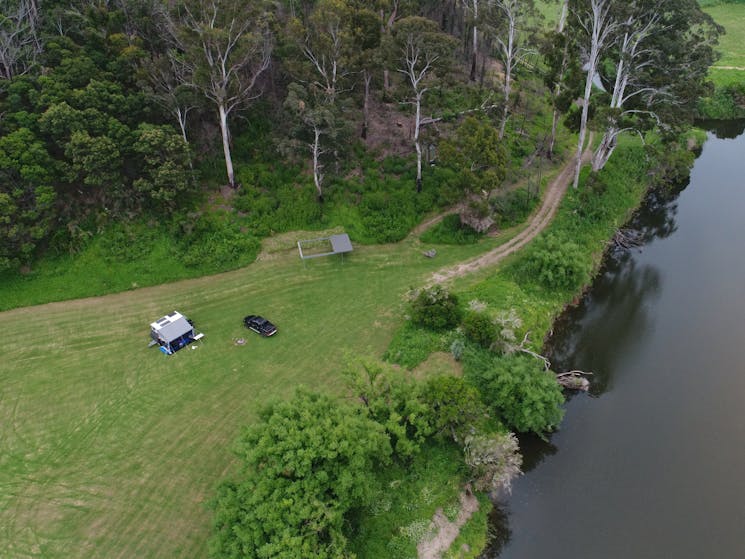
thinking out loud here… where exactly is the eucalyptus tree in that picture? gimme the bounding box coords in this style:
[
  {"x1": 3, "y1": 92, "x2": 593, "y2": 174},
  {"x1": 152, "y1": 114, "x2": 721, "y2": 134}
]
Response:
[
  {"x1": 391, "y1": 16, "x2": 457, "y2": 192},
  {"x1": 171, "y1": 0, "x2": 273, "y2": 188},
  {"x1": 141, "y1": 52, "x2": 198, "y2": 145},
  {"x1": 462, "y1": 0, "x2": 491, "y2": 82},
  {"x1": 348, "y1": 6, "x2": 382, "y2": 139},
  {"x1": 569, "y1": 0, "x2": 619, "y2": 188},
  {"x1": 283, "y1": 83, "x2": 345, "y2": 202},
  {"x1": 486, "y1": 0, "x2": 539, "y2": 139},
  {"x1": 374, "y1": 0, "x2": 418, "y2": 91},
  {"x1": 590, "y1": 0, "x2": 720, "y2": 172},
  {"x1": 0, "y1": 0, "x2": 41, "y2": 81},
  {"x1": 544, "y1": 0, "x2": 571, "y2": 158},
  {"x1": 285, "y1": 0, "x2": 357, "y2": 200}
]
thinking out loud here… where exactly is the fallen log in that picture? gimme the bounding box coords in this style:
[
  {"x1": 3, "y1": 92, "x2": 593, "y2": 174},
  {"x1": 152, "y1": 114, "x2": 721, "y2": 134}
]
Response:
[{"x1": 556, "y1": 370, "x2": 592, "y2": 391}]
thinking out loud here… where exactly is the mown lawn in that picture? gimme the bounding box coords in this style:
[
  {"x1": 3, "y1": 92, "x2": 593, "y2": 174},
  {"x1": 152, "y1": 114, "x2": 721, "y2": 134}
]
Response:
[
  {"x1": 705, "y1": 3, "x2": 745, "y2": 68},
  {"x1": 0, "y1": 214, "x2": 542, "y2": 558}
]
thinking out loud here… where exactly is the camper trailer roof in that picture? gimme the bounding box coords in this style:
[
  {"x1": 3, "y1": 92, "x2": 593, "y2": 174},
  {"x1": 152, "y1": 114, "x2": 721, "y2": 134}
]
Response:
[{"x1": 150, "y1": 311, "x2": 193, "y2": 343}]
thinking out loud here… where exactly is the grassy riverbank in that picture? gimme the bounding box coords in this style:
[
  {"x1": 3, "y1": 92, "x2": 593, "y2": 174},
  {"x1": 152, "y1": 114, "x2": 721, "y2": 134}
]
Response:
[{"x1": 368, "y1": 132, "x2": 696, "y2": 557}]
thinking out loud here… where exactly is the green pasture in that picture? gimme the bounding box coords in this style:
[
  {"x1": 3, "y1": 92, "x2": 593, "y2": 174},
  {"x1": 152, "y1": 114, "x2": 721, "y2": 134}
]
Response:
[
  {"x1": 0, "y1": 217, "x2": 537, "y2": 558},
  {"x1": 706, "y1": 3, "x2": 745, "y2": 68}
]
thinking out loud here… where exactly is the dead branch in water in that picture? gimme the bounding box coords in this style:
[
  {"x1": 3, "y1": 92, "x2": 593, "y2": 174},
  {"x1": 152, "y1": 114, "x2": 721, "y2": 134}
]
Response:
[
  {"x1": 556, "y1": 370, "x2": 593, "y2": 391},
  {"x1": 611, "y1": 228, "x2": 643, "y2": 250}
]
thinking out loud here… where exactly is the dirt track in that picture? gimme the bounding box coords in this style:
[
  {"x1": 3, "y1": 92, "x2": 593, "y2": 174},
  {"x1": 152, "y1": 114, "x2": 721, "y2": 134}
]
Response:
[{"x1": 429, "y1": 135, "x2": 594, "y2": 285}]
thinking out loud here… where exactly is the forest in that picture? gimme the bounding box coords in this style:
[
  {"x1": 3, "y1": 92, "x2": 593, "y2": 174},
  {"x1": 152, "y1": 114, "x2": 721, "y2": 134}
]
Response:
[{"x1": 0, "y1": 0, "x2": 719, "y2": 277}]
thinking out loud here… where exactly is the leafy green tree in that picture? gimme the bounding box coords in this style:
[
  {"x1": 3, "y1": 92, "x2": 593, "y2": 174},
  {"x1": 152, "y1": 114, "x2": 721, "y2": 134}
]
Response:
[
  {"x1": 410, "y1": 285, "x2": 463, "y2": 331},
  {"x1": 211, "y1": 389, "x2": 391, "y2": 559},
  {"x1": 0, "y1": 128, "x2": 56, "y2": 270},
  {"x1": 521, "y1": 233, "x2": 587, "y2": 291},
  {"x1": 65, "y1": 130, "x2": 124, "y2": 203},
  {"x1": 422, "y1": 375, "x2": 488, "y2": 443},
  {"x1": 132, "y1": 124, "x2": 193, "y2": 210},
  {"x1": 346, "y1": 359, "x2": 434, "y2": 459},
  {"x1": 466, "y1": 353, "x2": 564, "y2": 437},
  {"x1": 462, "y1": 310, "x2": 496, "y2": 349},
  {"x1": 439, "y1": 116, "x2": 507, "y2": 195}
]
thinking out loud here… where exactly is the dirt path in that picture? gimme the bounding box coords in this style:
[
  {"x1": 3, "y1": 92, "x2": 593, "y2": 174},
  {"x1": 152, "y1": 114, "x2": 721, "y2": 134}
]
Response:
[
  {"x1": 417, "y1": 491, "x2": 480, "y2": 559},
  {"x1": 714, "y1": 65, "x2": 745, "y2": 71},
  {"x1": 430, "y1": 134, "x2": 595, "y2": 285}
]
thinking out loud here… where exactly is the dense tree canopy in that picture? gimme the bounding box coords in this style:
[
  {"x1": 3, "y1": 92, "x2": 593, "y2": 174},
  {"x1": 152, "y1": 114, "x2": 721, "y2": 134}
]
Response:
[
  {"x1": 212, "y1": 389, "x2": 391, "y2": 559},
  {"x1": 0, "y1": 0, "x2": 720, "y2": 271}
]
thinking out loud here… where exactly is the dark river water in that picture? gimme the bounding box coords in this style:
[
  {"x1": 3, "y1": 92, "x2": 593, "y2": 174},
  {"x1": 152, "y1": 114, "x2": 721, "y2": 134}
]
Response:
[{"x1": 489, "y1": 120, "x2": 745, "y2": 559}]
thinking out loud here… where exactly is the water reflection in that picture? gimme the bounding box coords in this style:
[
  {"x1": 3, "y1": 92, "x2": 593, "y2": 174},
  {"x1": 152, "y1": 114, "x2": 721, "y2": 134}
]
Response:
[
  {"x1": 545, "y1": 182, "x2": 684, "y2": 396},
  {"x1": 548, "y1": 258, "x2": 661, "y2": 395},
  {"x1": 517, "y1": 433, "x2": 559, "y2": 473},
  {"x1": 696, "y1": 118, "x2": 745, "y2": 139},
  {"x1": 483, "y1": 504, "x2": 512, "y2": 557}
]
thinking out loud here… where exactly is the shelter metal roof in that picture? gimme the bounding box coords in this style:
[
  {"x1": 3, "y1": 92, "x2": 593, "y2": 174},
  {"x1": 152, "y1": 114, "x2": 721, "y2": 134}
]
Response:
[
  {"x1": 297, "y1": 232, "x2": 353, "y2": 260},
  {"x1": 329, "y1": 234, "x2": 353, "y2": 254}
]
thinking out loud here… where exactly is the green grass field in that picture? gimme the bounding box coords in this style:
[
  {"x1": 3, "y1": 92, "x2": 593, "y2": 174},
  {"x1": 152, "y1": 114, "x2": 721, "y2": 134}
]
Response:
[
  {"x1": 0, "y1": 216, "x2": 541, "y2": 558},
  {"x1": 705, "y1": 3, "x2": 745, "y2": 68}
]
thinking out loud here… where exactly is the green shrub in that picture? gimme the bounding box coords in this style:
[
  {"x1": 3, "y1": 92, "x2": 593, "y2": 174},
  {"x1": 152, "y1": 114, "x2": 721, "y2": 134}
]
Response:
[
  {"x1": 462, "y1": 312, "x2": 495, "y2": 349},
  {"x1": 492, "y1": 188, "x2": 539, "y2": 229},
  {"x1": 177, "y1": 212, "x2": 260, "y2": 271},
  {"x1": 420, "y1": 214, "x2": 482, "y2": 245},
  {"x1": 410, "y1": 286, "x2": 463, "y2": 331},
  {"x1": 384, "y1": 323, "x2": 445, "y2": 369},
  {"x1": 98, "y1": 222, "x2": 159, "y2": 263},
  {"x1": 520, "y1": 233, "x2": 587, "y2": 291},
  {"x1": 463, "y1": 352, "x2": 564, "y2": 437},
  {"x1": 359, "y1": 191, "x2": 417, "y2": 243}
]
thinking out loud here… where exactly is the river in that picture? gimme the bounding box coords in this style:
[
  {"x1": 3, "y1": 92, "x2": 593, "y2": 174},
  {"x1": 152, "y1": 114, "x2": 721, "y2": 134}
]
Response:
[{"x1": 489, "y1": 120, "x2": 745, "y2": 559}]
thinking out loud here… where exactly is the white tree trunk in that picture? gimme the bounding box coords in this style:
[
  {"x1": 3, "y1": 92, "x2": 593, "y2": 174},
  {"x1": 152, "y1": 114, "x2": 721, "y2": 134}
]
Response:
[
  {"x1": 312, "y1": 125, "x2": 324, "y2": 201},
  {"x1": 548, "y1": 0, "x2": 569, "y2": 157},
  {"x1": 470, "y1": 0, "x2": 479, "y2": 81},
  {"x1": 362, "y1": 70, "x2": 371, "y2": 139},
  {"x1": 218, "y1": 104, "x2": 235, "y2": 187},
  {"x1": 592, "y1": 126, "x2": 618, "y2": 171},
  {"x1": 176, "y1": 107, "x2": 189, "y2": 144},
  {"x1": 572, "y1": 0, "x2": 615, "y2": 189},
  {"x1": 415, "y1": 91, "x2": 423, "y2": 193},
  {"x1": 498, "y1": 16, "x2": 514, "y2": 139}
]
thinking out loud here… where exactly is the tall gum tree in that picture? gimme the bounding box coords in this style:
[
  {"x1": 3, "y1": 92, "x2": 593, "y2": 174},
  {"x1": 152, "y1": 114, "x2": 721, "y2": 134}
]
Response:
[
  {"x1": 569, "y1": 0, "x2": 618, "y2": 188},
  {"x1": 172, "y1": 0, "x2": 273, "y2": 188},
  {"x1": 486, "y1": 0, "x2": 538, "y2": 139},
  {"x1": 391, "y1": 16, "x2": 456, "y2": 193},
  {"x1": 0, "y1": 0, "x2": 42, "y2": 81},
  {"x1": 590, "y1": 0, "x2": 720, "y2": 172}
]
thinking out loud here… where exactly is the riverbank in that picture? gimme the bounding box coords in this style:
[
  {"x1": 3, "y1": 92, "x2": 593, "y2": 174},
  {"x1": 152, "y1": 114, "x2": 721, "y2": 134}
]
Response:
[
  {"x1": 486, "y1": 120, "x2": 745, "y2": 559},
  {"x1": 374, "y1": 131, "x2": 703, "y2": 558}
]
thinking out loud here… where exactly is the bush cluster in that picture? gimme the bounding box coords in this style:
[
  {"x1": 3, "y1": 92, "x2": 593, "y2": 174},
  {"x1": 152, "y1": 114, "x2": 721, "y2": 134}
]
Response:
[
  {"x1": 420, "y1": 214, "x2": 482, "y2": 245},
  {"x1": 520, "y1": 233, "x2": 587, "y2": 291},
  {"x1": 410, "y1": 286, "x2": 463, "y2": 331},
  {"x1": 463, "y1": 352, "x2": 564, "y2": 437},
  {"x1": 462, "y1": 311, "x2": 496, "y2": 349}
]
